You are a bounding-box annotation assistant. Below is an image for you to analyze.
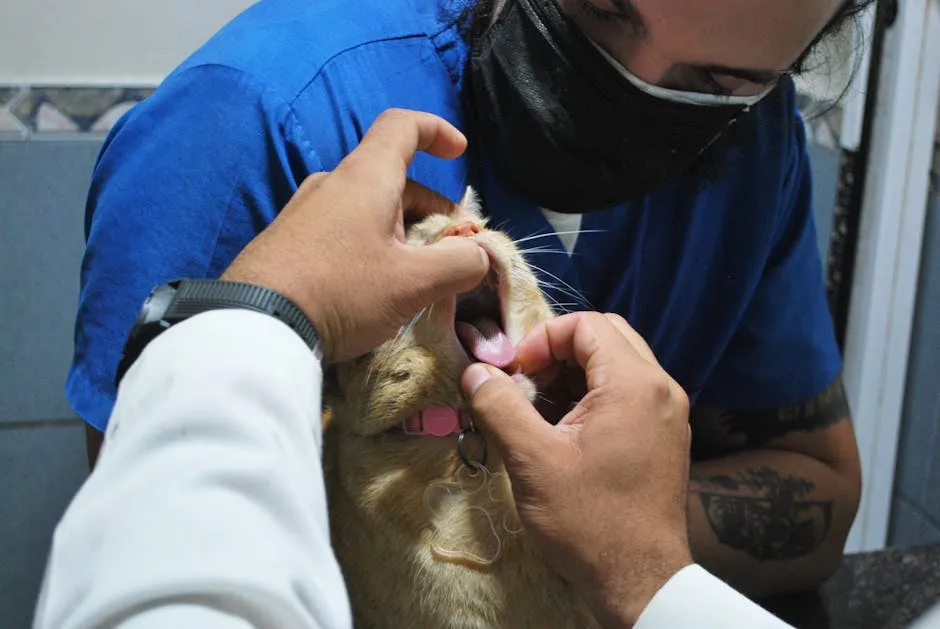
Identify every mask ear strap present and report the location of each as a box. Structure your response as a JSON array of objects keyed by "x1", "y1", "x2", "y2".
[
  {"x1": 695, "y1": 103, "x2": 755, "y2": 157},
  {"x1": 589, "y1": 40, "x2": 772, "y2": 108}
]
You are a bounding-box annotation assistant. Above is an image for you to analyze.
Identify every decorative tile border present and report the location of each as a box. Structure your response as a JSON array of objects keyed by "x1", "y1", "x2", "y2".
[{"x1": 0, "y1": 86, "x2": 155, "y2": 140}]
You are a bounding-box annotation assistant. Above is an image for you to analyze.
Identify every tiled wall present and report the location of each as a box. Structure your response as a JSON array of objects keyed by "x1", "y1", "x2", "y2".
[
  {"x1": 0, "y1": 86, "x2": 154, "y2": 139},
  {"x1": 0, "y1": 86, "x2": 148, "y2": 627}
]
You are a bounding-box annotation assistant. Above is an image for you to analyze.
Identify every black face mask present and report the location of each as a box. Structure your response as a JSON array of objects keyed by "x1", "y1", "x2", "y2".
[{"x1": 464, "y1": 0, "x2": 753, "y2": 213}]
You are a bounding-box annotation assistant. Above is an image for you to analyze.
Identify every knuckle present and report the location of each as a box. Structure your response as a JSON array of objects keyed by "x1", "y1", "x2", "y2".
[
  {"x1": 603, "y1": 312, "x2": 629, "y2": 328},
  {"x1": 637, "y1": 369, "x2": 677, "y2": 406},
  {"x1": 672, "y1": 383, "x2": 691, "y2": 420},
  {"x1": 376, "y1": 108, "x2": 401, "y2": 123},
  {"x1": 651, "y1": 374, "x2": 675, "y2": 404}
]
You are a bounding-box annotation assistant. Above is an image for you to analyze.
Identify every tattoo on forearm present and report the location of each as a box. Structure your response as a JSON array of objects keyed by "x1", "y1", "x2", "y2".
[
  {"x1": 691, "y1": 468, "x2": 833, "y2": 561},
  {"x1": 717, "y1": 377, "x2": 850, "y2": 446}
]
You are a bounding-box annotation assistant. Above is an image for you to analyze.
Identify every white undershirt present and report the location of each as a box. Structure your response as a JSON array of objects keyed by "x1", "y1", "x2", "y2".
[{"x1": 540, "y1": 208, "x2": 583, "y2": 254}]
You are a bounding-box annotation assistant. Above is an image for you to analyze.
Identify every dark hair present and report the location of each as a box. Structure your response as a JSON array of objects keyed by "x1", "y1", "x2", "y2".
[
  {"x1": 791, "y1": 0, "x2": 877, "y2": 75},
  {"x1": 459, "y1": 0, "x2": 877, "y2": 85}
]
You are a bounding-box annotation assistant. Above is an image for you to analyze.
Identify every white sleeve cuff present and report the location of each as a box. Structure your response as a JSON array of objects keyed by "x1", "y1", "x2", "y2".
[{"x1": 634, "y1": 565, "x2": 795, "y2": 629}]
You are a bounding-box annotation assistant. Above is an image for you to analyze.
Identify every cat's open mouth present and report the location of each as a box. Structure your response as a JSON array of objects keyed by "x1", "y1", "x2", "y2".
[{"x1": 452, "y1": 244, "x2": 516, "y2": 369}]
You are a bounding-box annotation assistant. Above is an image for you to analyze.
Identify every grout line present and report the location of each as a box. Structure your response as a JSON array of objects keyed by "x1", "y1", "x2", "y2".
[
  {"x1": 0, "y1": 418, "x2": 84, "y2": 431},
  {"x1": 0, "y1": 85, "x2": 30, "y2": 139}
]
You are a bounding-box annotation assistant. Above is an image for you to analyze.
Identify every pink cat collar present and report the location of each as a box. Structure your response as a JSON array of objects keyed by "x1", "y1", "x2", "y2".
[{"x1": 401, "y1": 407, "x2": 469, "y2": 437}]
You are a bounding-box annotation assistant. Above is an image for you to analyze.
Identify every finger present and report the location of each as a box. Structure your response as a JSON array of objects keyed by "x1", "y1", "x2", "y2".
[
  {"x1": 398, "y1": 236, "x2": 490, "y2": 305},
  {"x1": 602, "y1": 313, "x2": 660, "y2": 366},
  {"x1": 401, "y1": 179, "x2": 462, "y2": 221},
  {"x1": 337, "y1": 109, "x2": 466, "y2": 188},
  {"x1": 515, "y1": 312, "x2": 646, "y2": 389},
  {"x1": 462, "y1": 364, "x2": 560, "y2": 466}
]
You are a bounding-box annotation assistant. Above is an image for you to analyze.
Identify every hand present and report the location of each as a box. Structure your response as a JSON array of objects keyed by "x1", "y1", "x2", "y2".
[
  {"x1": 221, "y1": 108, "x2": 490, "y2": 363},
  {"x1": 461, "y1": 312, "x2": 693, "y2": 629}
]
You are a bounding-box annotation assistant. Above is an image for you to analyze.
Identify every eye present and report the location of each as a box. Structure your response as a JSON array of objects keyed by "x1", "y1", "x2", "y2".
[
  {"x1": 574, "y1": 0, "x2": 622, "y2": 22},
  {"x1": 664, "y1": 67, "x2": 741, "y2": 97},
  {"x1": 699, "y1": 71, "x2": 735, "y2": 97}
]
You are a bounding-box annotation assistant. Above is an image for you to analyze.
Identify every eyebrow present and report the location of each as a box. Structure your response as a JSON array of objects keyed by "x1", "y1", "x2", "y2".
[
  {"x1": 612, "y1": 0, "x2": 785, "y2": 86},
  {"x1": 609, "y1": 0, "x2": 649, "y2": 36}
]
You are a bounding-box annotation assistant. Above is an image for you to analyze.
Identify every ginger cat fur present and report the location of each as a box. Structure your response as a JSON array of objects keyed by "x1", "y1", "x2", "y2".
[{"x1": 322, "y1": 188, "x2": 600, "y2": 628}]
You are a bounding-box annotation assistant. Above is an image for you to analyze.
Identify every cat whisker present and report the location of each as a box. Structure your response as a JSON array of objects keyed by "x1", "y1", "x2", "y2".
[
  {"x1": 539, "y1": 290, "x2": 578, "y2": 314},
  {"x1": 512, "y1": 229, "x2": 606, "y2": 247},
  {"x1": 516, "y1": 247, "x2": 572, "y2": 257},
  {"x1": 530, "y1": 269, "x2": 592, "y2": 309},
  {"x1": 492, "y1": 219, "x2": 511, "y2": 233},
  {"x1": 547, "y1": 302, "x2": 580, "y2": 315}
]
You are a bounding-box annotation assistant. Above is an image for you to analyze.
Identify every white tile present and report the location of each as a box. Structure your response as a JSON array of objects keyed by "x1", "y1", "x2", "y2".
[
  {"x1": 35, "y1": 102, "x2": 79, "y2": 132},
  {"x1": 91, "y1": 101, "x2": 136, "y2": 132}
]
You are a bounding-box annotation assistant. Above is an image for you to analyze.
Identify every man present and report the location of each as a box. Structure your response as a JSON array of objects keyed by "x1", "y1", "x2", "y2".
[
  {"x1": 36, "y1": 111, "x2": 795, "y2": 628},
  {"x1": 67, "y1": 0, "x2": 866, "y2": 596}
]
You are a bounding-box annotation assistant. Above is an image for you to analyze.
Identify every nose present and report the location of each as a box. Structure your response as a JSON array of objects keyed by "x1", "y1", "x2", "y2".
[{"x1": 443, "y1": 220, "x2": 480, "y2": 238}]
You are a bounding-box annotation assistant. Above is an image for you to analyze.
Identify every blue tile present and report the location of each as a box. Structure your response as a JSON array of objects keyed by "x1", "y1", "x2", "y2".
[
  {"x1": 0, "y1": 140, "x2": 103, "y2": 422},
  {"x1": 888, "y1": 493, "x2": 940, "y2": 549},
  {"x1": 0, "y1": 423, "x2": 89, "y2": 628}
]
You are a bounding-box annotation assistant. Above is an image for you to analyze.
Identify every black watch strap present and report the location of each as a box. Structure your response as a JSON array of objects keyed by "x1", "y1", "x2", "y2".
[{"x1": 115, "y1": 279, "x2": 322, "y2": 387}]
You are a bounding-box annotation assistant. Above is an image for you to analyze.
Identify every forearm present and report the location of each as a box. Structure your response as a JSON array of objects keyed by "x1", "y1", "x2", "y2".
[
  {"x1": 687, "y1": 448, "x2": 858, "y2": 599},
  {"x1": 35, "y1": 310, "x2": 352, "y2": 629}
]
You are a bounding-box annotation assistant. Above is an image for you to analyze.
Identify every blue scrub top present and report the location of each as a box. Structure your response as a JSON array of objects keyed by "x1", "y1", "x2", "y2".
[{"x1": 67, "y1": 0, "x2": 841, "y2": 431}]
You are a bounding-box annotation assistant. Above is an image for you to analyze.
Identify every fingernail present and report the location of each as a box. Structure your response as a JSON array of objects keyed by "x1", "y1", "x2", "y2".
[{"x1": 464, "y1": 363, "x2": 495, "y2": 395}]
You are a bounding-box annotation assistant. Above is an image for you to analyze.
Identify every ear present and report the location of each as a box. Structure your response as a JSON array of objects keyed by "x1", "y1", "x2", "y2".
[{"x1": 459, "y1": 186, "x2": 483, "y2": 219}]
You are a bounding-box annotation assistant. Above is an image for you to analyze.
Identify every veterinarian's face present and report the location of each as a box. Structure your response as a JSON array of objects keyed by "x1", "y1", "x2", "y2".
[
  {"x1": 562, "y1": 0, "x2": 843, "y2": 97},
  {"x1": 467, "y1": 0, "x2": 848, "y2": 213}
]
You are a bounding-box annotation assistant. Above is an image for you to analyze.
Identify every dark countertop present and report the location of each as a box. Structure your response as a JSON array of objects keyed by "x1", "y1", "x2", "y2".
[{"x1": 758, "y1": 543, "x2": 940, "y2": 629}]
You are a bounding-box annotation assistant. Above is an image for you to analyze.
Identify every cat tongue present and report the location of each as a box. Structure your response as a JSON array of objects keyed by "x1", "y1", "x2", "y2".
[{"x1": 456, "y1": 318, "x2": 515, "y2": 368}]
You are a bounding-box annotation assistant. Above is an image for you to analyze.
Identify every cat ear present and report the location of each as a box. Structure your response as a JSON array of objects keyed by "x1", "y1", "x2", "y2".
[{"x1": 458, "y1": 186, "x2": 483, "y2": 219}]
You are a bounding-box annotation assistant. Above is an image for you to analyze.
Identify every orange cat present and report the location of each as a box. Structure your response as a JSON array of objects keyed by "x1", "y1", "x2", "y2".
[{"x1": 322, "y1": 188, "x2": 600, "y2": 628}]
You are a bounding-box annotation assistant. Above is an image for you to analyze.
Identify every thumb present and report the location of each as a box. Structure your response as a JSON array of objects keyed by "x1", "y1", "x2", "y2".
[
  {"x1": 462, "y1": 364, "x2": 559, "y2": 470},
  {"x1": 403, "y1": 236, "x2": 490, "y2": 303}
]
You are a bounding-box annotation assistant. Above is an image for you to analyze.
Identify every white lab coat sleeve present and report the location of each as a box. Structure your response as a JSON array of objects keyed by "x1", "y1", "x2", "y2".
[
  {"x1": 32, "y1": 309, "x2": 352, "y2": 629},
  {"x1": 911, "y1": 603, "x2": 940, "y2": 629},
  {"x1": 634, "y1": 564, "x2": 794, "y2": 629}
]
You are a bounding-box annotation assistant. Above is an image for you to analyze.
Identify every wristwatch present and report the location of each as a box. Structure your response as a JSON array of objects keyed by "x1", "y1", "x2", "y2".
[{"x1": 114, "y1": 278, "x2": 322, "y2": 387}]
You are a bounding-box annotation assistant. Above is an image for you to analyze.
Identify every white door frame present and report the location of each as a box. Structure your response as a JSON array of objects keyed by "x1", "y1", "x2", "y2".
[{"x1": 840, "y1": 0, "x2": 940, "y2": 553}]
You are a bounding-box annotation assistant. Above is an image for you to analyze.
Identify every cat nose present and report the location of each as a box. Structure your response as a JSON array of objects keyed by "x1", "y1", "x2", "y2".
[{"x1": 443, "y1": 220, "x2": 480, "y2": 238}]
